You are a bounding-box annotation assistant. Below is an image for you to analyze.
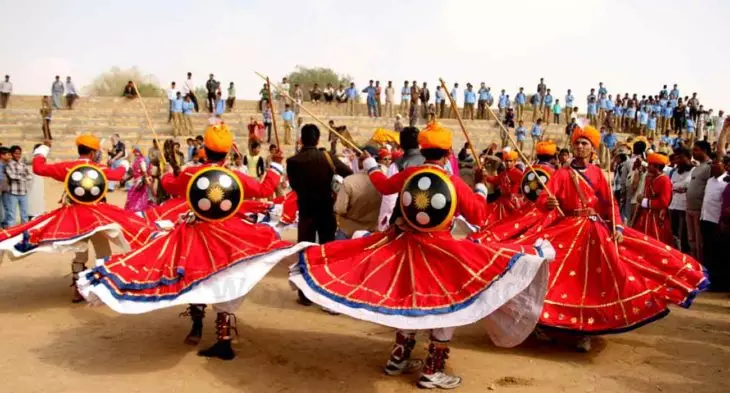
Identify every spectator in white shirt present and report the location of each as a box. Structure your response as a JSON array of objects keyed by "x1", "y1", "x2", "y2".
[
  {"x1": 166, "y1": 81, "x2": 178, "y2": 123},
  {"x1": 0, "y1": 75, "x2": 13, "y2": 109},
  {"x1": 182, "y1": 72, "x2": 199, "y2": 112},
  {"x1": 700, "y1": 156, "x2": 729, "y2": 291},
  {"x1": 668, "y1": 148, "x2": 694, "y2": 252},
  {"x1": 384, "y1": 81, "x2": 395, "y2": 118},
  {"x1": 65, "y1": 76, "x2": 78, "y2": 109},
  {"x1": 711, "y1": 110, "x2": 725, "y2": 142}
]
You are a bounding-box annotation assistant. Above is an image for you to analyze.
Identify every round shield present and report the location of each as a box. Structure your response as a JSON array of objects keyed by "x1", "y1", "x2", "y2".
[
  {"x1": 520, "y1": 167, "x2": 552, "y2": 202},
  {"x1": 186, "y1": 167, "x2": 244, "y2": 222},
  {"x1": 64, "y1": 164, "x2": 108, "y2": 205},
  {"x1": 399, "y1": 167, "x2": 457, "y2": 232}
]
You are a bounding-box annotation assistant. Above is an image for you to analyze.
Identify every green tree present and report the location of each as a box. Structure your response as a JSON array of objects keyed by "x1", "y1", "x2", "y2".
[
  {"x1": 83, "y1": 66, "x2": 163, "y2": 97},
  {"x1": 285, "y1": 65, "x2": 352, "y2": 101}
]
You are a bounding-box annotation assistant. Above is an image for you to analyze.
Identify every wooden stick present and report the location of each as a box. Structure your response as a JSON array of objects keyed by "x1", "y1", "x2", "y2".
[
  {"x1": 131, "y1": 82, "x2": 167, "y2": 168},
  {"x1": 439, "y1": 79, "x2": 482, "y2": 171},
  {"x1": 606, "y1": 150, "x2": 620, "y2": 252},
  {"x1": 483, "y1": 96, "x2": 564, "y2": 216},
  {"x1": 263, "y1": 76, "x2": 281, "y2": 148},
  {"x1": 255, "y1": 71, "x2": 362, "y2": 154}
]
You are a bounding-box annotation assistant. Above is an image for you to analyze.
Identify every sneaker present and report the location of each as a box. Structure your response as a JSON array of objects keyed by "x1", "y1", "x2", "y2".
[
  {"x1": 575, "y1": 336, "x2": 592, "y2": 353},
  {"x1": 384, "y1": 358, "x2": 424, "y2": 376},
  {"x1": 417, "y1": 372, "x2": 462, "y2": 389}
]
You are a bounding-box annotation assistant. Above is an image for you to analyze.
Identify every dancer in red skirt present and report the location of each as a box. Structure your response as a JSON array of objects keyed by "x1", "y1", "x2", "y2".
[
  {"x1": 78, "y1": 124, "x2": 309, "y2": 360},
  {"x1": 289, "y1": 123, "x2": 555, "y2": 389},
  {"x1": 0, "y1": 135, "x2": 157, "y2": 302},
  {"x1": 632, "y1": 152, "x2": 674, "y2": 245},
  {"x1": 495, "y1": 126, "x2": 708, "y2": 352},
  {"x1": 481, "y1": 149, "x2": 525, "y2": 224}
]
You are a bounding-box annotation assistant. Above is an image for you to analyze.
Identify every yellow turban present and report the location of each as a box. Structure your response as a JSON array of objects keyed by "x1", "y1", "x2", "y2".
[
  {"x1": 75, "y1": 134, "x2": 100, "y2": 151},
  {"x1": 647, "y1": 152, "x2": 669, "y2": 166},
  {"x1": 571, "y1": 126, "x2": 601, "y2": 149},
  {"x1": 502, "y1": 149, "x2": 518, "y2": 161},
  {"x1": 535, "y1": 141, "x2": 557, "y2": 156},
  {"x1": 203, "y1": 123, "x2": 234, "y2": 153},
  {"x1": 418, "y1": 122, "x2": 453, "y2": 150}
]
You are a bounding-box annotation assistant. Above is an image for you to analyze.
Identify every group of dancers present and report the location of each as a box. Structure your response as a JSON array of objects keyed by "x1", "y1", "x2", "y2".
[{"x1": 0, "y1": 120, "x2": 707, "y2": 390}]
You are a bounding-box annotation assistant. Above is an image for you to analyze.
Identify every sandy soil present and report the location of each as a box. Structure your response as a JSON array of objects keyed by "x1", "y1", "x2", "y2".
[{"x1": 1, "y1": 180, "x2": 728, "y2": 393}]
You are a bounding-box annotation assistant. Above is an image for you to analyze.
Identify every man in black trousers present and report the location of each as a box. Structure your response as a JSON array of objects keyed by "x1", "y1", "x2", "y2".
[{"x1": 286, "y1": 124, "x2": 353, "y2": 305}]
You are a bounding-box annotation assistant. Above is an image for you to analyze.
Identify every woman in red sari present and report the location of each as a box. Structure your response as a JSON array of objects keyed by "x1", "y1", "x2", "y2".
[
  {"x1": 632, "y1": 153, "x2": 673, "y2": 245},
  {"x1": 512, "y1": 126, "x2": 707, "y2": 352}
]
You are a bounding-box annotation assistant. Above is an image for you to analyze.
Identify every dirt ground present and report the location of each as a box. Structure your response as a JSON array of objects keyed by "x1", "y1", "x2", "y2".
[{"x1": 1, "y1": 180, "x2": 728, "y2": 393}]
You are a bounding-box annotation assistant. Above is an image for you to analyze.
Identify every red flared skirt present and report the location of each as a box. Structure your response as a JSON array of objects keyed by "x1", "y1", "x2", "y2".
[
  {"x1": 518, "y1": 216, "x2": 707, "y2": 334},
  {"x1": 633, "y1": 208, "x2": 674, "y2": 245}
]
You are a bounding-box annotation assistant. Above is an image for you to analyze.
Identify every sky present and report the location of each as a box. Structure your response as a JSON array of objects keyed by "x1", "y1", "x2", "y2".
[{"x1": 1, "y1": 0, "x2": 729, "y2": 109}]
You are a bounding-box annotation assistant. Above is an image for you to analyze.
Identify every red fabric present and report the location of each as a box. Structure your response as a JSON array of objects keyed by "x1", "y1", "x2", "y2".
[
  {"x1": 279, "y1": 192, "x2": 298, "y2": 225},
  {"x1": 482, "y1": 167, "x2": 526, "y2": 226},
  {"x1": 89, "y1": 219, "x2": 293, "y2": 299},
  {"x1": 33, "y1": 156, "x2": 126, "y2": 182},
  {"x1": 632, "y1": 174, "x2": 674, "y2": 245},
  {"x1": 0, "y1": 211, "x2": 55, "y2": 241},
  {"x1": 161, "y1": 163, "x2": 281, "y2": 200},
  {"x1": 16, "y1": 204, "x2": 155, "y2": 249},
  {"x1": 139, "y1": 198, "x2": 189, "y2": 225},
  {"x1": 510, "y1": 165, "x2": 706, "y2": 334},
  {"x1": 369, "y1": 165, "x2": 488, "y2": 225}
]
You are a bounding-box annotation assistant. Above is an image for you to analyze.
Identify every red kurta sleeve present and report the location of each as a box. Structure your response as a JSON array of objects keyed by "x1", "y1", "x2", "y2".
[
  {"x1": 649, "y1": 175, "x2": 672, "y2": 210},
  {"x1": 32, "y1": 155, "x2": 70, "y2": 182},
  {"x1": 161, "y1": 169, "x2": 193, "y2": 198},
  {"x1": 506, "y1": 168, "x2": 524, "y2": 194},
  {"x1": 368, "y1": 168, "x2": 412, "y2": 196},
  {"x1": 235, "y1": 168, "x2": 281, "y2": 199},
  {"x1": 453, "y1": 175, "x2": 488, "y2": 225},
  {"x1": 102, "y1": 165, "x2": 126, "y2": 181}
]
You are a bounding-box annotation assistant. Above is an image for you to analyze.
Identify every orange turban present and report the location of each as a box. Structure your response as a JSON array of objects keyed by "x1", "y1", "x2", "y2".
[
  {"x1": 502, "y1": 149, "x2": 518, "y2": 161},
  {"x1": 203, "y1": 123, "x2": 234, "y2": 153},
  {"x1": 535, "y1": 141, "x2": 557, "y2": 156},
  {"x1": 418, "y1": 122, "x2": 452, "y2": 150},
  {"x1": 571, "y1": 125, "x2": 601, "y2": 149},
  {"x1": 647, "y1": 152, "x2": 669, "y2": 166},
  {"x1": 75, "y1": 134, "x2": 100, "y2": 151}
]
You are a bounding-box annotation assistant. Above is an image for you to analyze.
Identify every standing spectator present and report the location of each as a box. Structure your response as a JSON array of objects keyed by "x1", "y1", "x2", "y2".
[
  {"x1": 257, "y1": 83, "x2": 269, "y2": 111},
  {"x1": 637, "y1": 106, "x2": 649, "y2": 135},
  {"x1": 669, "y1": 148, "x2": 694, "y2": 252},
  {"x1": 375, "y1": 81, "x2": 382, "y2": 117},
  {"x1": 552, "y1": 99, "x2": 561, "y2": 125},
  {"x1": 600, "y1": 127, "x2": 617, "y2": 169},
  {"x1": 122, "y1": 80, "x2": 136, "y2": 99},
  {"x1": 3, "y1": 146, "x2": 31, "y2": 226},
  {"x1": 647, "y1": 112, "x2": 658, "y2": 138},
  {"x1": 565, "y1": 117, "x2": 577, "y2": 148},
  {"x1": 0, "y1": 147, "x2": 9, "y2": 225},
  {"x1": 345, "y1": 82, "x2": 357, "y2": 116},
  {"x1": 27, "y1": 144, "x2": 44, "y2": 220},
  {"x1": 497, "y1": 89, "x2": 508, "y2": 119},
  {"x1": 399, "y1": 81, "x2": 410, "y2": 114},
  {"x1": 673, "y1": 99, "x2": 687, "y2": 134},
  {"x1": 435, "y1": 86, "x2": 446, "y2": 119},
  {"x1": 262, "y1": 104, "x2": 273, "y2": 143},
  {"x1": 281, "y1": 104, "x2": 295, "y2": 145},
  {"x1": 40, "y1": 96, "x2": 52, "y2": 140},
  {"x1": 515, "y1": 87, "x2": 526, "y2": 121},
  {"x1": 686, "y1": 117, "x2": 697, "y2": 146},
  {"x1": 701, "y1": 156, "x2": 729, "y2": 290},
  {"x1": 543, "y1": 89, "x2": 554, "y2": 124},
  {"x1": 205, "y1": 74, "x2": 220, "y2": 113},
  {"x1": 530, "y1": 92, "x2": 540, "y2": 121},
  {"x1": 107, "y1": 134, "x2": 127, "y2": 192},
  {"x1": 214, "y1": 91, "x2": 225, "y2": 116},
  {"x1": 670, "y1": 84, "x2": 680, "y2": 100},
  {"x1": 477, "y1": 83, "x2": 489, "y2": 120},
  {"x1": 515, "y1": 120, "x2": 527, "y2": 151},
  {"x1": 450, "y1": 83, "x2": 459, "y2": 118},
  {"x1": 182, "y1": 94, "x2": 194, "y2": 135},
  {"x1": 51, "y1": 75, "x2": 64, "y2": 109},
  {"x1": 171, "y1": 92, "x2": 184, "y2": 136},
  {"x1": 244, "y1": 141, "x2": 266, "y2": 179},
  {"x1": 362, "y1": 80, "x2": 378, "y2": 118},
  {"x1": 688, "y1": 93, "x2": 700, "y2": 123},
  {"x1": 0, "y1": 75, "x2": 12, "y2": 109},
  {"x1": 531, "y1": 118, "x2": 544, "y2": 146},
  {"x1": 166, "y1": 81, "x2": 178, "y2": 123},
  {"x1": 226, "y1": 82, "x2": 236, "y2": 112},
  {"x1": 686, "y1": 141, "x2": 712, "y2": 261},
  {"x1": 182, "y1": 72, "x2": 199, "y2": 112},
  {"x1": 463, "y1": 83, "x2": 476, "y2": 120},
  {"x1": 384, "y1": 81, "x2": 395, "y2": 118},
  {"x1": 409, "y1": 80, "x2": 420, "y2": 124},
  {"x1": 185, "y1": 138, "x2": 196, "y2": 163},
  {"x1": 419, "y1": 82, "x2": 430, "y2": 120},
  {"x1": 536, "y1": 77, "x2": 547, "y2": 110},
  {"x1": 286, "y1": 124, "x2": 353, "y2": 305},
  {"x1": 293, "y1": 84, "x2": 304, "y2": 115},
  {"x1": 563, "y1": 89, "x2": 574, "y2": 125},
  {"x1": 276, "y1": 77, "x2": 290, "y2": 113},
  {"x1": 247, "y1": 116, "x2": 264, "y2": 148},
  {"x1": 65, "y1": 76, "x2": 78, "y2": 109},
  {"x1": 586, "y1": 88, "x2": 597, "y2": 125},
  {"x1": 712, "y1": 110, "x2": 726, "y2": 142}
]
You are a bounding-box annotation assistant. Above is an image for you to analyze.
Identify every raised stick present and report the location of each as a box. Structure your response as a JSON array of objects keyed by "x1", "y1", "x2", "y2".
[
  {"x1": 262, "y1": 76, "x2": 281, "y2": 148},
  {"x1": 439, "y1": 79, "x2": 482, "y2": 171},
  {"x1": 131, "y1": 82, "x2": 167, "y2": 168},
  {"x1": 255, "y1": 71, "x2": 362, "y2": 154},
  {"x1": 483, "y1": 96, "x2": 564, "y2": 216}
]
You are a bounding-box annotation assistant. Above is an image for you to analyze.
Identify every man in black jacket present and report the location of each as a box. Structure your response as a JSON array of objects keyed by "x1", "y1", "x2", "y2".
[
  {"x1": 205, "y1": 74, "x2": 220, "y2": 113},
  {"x1": 287, "y1": 124, "x2": 353, "y2": 305}
]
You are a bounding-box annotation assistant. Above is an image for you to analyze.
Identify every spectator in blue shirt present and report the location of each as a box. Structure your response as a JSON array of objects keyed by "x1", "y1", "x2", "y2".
[
  {"x1": 647, "y1": 112, "x2": 658, "y2": 138},
  {"x1": 552, "y1": 99, "x2": 562, "y2": 125},
  {"x1": 477, "y1": 82, "x2": 491, "y2": 120},
  {"x1": 463, "y1": 83, "x2": 476, "y2": 120},
  {"x1": 564, "y1": 89, "x2": 574, "y2": 124},
  {"x1": 515, "y1": 120, "x2": 526, "y2": 151},
  {"x1": 599, "y1": 127, "x2": 617, "y2": 169},
  {"x1": 669, "y1": 84, "x2": 679, "y2": 99},
  {"x1": 531, "y1": 92, "x2": 540, "y2": 121},
  {"x1": 531, "y1": 119, "x2": 543, "y2": 147},
  {"x1": 515, "y1": 87, "x2": 526, "y2": 121},
  {"x1": 598, "y1": 82, "x2": 607, "y2": 96},
  {"x1": 182, "y1": 94, "x2": 194, "y2": 135},
  {"x1": 215, "y1": 91, "x2": 225, "y2": 116},
  {"x1": 345, "y1": 82, "x2": 357, "y2": 116},
  {"x1": 498, "y1": 89, "x2": 508, "y2": 115},
  {"x1": 660, "y1": 85, "x2": 669, "y2": 98},
  {"x1": 362, "y1": 80, "x2": 378, "y2": 118},
  {"x1": 281, "y1": 104, "x2": 295, "y2": 144},
  {"x1": 586, "y1": 88, "x2": 597, "y2": 125},
  {"x1": 543, "y1": 89, "x2": 554, "y2": 124},
  {"x1": 171, "y1": 92, "x2": 185, "y2": 136}
]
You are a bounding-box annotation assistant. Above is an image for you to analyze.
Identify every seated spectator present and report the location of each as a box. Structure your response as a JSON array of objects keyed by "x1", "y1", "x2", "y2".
[{"x1": 123, "y1": 81, "x2": 136, "y2": 99}]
